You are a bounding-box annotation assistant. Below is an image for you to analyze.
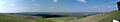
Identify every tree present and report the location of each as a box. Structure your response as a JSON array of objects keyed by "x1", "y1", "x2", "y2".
[{"x1": 117, "y1": 1, "x2": 120, "y2": 11}]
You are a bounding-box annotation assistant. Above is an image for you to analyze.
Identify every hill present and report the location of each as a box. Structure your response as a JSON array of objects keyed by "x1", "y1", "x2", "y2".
[
  {"x1": 46, "y1": 10, "x2": 120, "y2": 22},
  {"x1": 0, "y1": 14, "x2": 48, "y2": 22},
  {"x1": 77, "y1": 10, "x2": 120, "y2": 22},
  {"x1": 0, "y1": 11, "x2": 113, "y2": 22}
]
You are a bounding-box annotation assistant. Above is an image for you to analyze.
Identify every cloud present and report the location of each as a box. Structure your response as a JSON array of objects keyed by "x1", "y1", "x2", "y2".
[
  {"x1": 77, "y1": 0, "x2": 87, "y2": 3},
  {"x1": 0, "y1": 1, "x2": 6, "y2": 5},
  {"x1": 0, "y1": 7, "x2": 41, "y2": 13},
  {"x1": 53, "y1": 0, "x2": 58, "y2": 3}
]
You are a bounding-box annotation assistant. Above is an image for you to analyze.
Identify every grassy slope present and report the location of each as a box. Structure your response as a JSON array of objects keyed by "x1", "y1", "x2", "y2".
[
  {"x1": 0, "y1": 14, "x2": 85, "y2": 22},
  {"x1": 77, "y1": 10, "x2": 120, "y2": 22},
  {"x1": 46, "y1": 17, "x2": 75, "y2": 22},
  {"x1": 0, "y1": 14, "x2": 48, "y2": 22}
]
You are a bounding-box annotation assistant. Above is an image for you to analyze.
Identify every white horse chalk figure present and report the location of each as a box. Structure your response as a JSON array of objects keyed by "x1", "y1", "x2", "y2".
[{"x1": 113, "y1": 20, "x2": 119, "y2": 22}]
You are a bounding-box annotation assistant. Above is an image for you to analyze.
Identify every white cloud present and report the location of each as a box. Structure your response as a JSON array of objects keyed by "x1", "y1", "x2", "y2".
[
  {"x1": 53, "y1": 0, "x2": 58, "y2": 3},
  {"x1": 0, "y1": 7, "x2": 41, "y2": 13},
  {"x1": 77, "y1": 0, "x2": 87, "y2": 3},
  {"x1": 0, "y1": 1, "x2": 6, "y2": 5}
]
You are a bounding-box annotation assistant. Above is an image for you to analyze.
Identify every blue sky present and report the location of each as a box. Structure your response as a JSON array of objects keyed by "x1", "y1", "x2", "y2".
[{"x1": 0, "y1": 0, "x2": 119, "y2": 13}]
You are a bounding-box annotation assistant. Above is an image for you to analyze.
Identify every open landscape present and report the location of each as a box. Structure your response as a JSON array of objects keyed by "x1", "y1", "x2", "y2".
[
  {"x1": 0, "y1": 10, "x2": 120, "y2": 22},
  {"x1": 0, "y1": 0, "x2": 119, "y2": 22}
]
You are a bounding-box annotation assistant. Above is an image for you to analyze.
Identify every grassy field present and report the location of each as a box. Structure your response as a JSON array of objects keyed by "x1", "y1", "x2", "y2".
[
  {"x1": 46, "y1": 10, "x2": 120, "y2": 22},
  {"x1": 0, "y1": 14, "x2": 48, "y2": 22},
  {"x1": 0, "y1": 10, "x2": 120, "y2": 22},
  {"x1": 46, "y1": 17, "x2": 75, "y2": 22},
  {"x1": 77, "y1": 10, "x2": 120, "y2": 22},
  {"x1": 0, "y1": 14, "x2": 86, "y2": 22}
]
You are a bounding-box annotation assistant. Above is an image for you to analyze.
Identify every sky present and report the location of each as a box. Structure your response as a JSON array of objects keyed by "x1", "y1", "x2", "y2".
[{"x1": 0, "y1": 0, "x2": 119, "y2": 13}]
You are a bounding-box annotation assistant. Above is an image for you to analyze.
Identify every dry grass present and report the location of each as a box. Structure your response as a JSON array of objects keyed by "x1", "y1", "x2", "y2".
[{"x1": 77, "y1": 11, "x2": 119, "y2": 22}]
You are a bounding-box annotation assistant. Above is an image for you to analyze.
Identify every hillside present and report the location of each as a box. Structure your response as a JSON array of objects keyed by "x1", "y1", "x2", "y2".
[
  {"x1": 0, "y1": 11, "x2": 119, "y2": 22},
  {"x1": 0, "y1": 14, "x2": 48, "y2": 22},
  {"x1": 77, "y1": 10, "x2": 120, "y2": 22},
  {"x1": 0, "y1": 13, "x2": 86, "y2": 22}
]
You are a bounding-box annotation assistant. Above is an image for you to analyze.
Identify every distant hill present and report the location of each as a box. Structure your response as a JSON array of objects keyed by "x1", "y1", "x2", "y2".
[
  {"x1": 5, "y1": 12, "x2": 103, "y2": 18},
  {"x1": 7, "y1": 12, "x2": 103, "y2": 16}
]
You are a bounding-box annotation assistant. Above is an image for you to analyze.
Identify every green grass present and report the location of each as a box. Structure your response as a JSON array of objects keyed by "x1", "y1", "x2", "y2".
[
  {"x1": 0, "y1": 13, "x2": 86, "y2": 22},
  {"x1": 76, "y1": 10, "x2": 120, "y2": 22},
  {"x1": 2, "y1": 10, "x2": 119, "y2": 22},
  {"x1": 0, "y1": 14, "x2": 48, "y2": 22},
  {"x1": 46, "y1": 17, "x2": 75, "y2": 22},
  {"x1": 96, "y1": 10, "x2": 120, "y2": 22}
]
